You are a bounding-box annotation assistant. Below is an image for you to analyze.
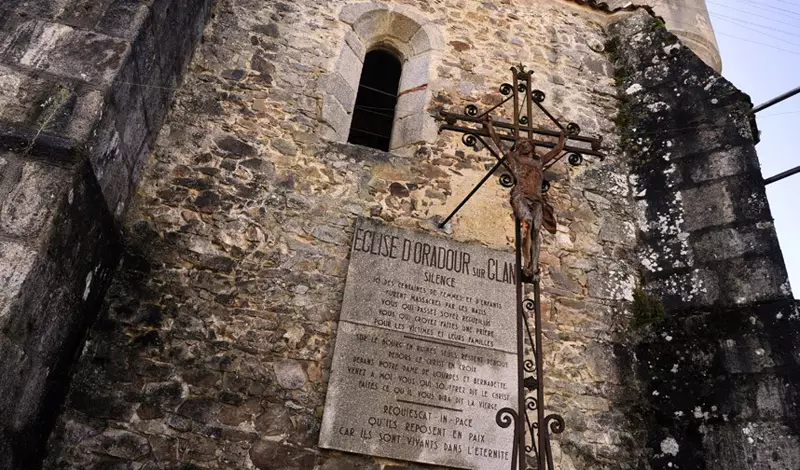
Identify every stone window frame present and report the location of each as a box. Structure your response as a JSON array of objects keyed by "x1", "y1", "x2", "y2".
[{"x1": 321, "y1": 2, "x2": 444, "y2": 154}]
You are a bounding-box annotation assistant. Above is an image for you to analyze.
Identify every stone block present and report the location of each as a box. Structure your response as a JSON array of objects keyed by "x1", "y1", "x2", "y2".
[
  {"x1": 409, "y1": 23, "x2": 445, "y2": 56},
  {"x1": 95, "y1": 0, "x2": 151, "y2": 39},
  {"x1": 686, "y1": 148, "x2": 754, "y2": 184},
  {"x1": 334, "y1": 41, "x2": 363, "y2": 91},
  {"x1": 339, "y1": 2, "x2": 389, "y2": 26},
  {"x1": 717, "y1": 256, "x2": 791, "y2": 305},
  {"x1": 395, "y1": 88, "x2": 428, "y2": 120},
  {"x1": 0, "y1": 240, "x2": 37, "y2": 322},
  {"x1": 385, "y1": 7, "x2": 424, "y2": 43},
  {"x1": 250, "y1": 440, "x2": 317, "y2": 469},
  {"x1": 681, "y1": 180, "x2": 736, "y2": 232},
  {"x1": 599, "y1": 216, "x2": 636, "y2": 247},
  {"x1": 0, "y1": 160, "x2": 70, "y2": 239},
  {"x1": 54, "y1": 0, "x2": 114, "y2": 30},
  {"x1": 390, "y1": 112, "x2": 436, "y2": 150},
  {"x1": 0, "y1": 20, "x2": 129, "y2": 84},
  {"x1": 693, "y1": 226, "x2": 776, "y2": 263},
  {"x1": 0, "y1": 65, "x2": 103, "y2": 143},
  {"x1": 321, "y1": 95, "x2": 351, "y2": 141},
  {"x1": 322, "y1": 72, "x2": 357, "y2": 110},
  {"x1": 344, "y1": 30, "x2": 365, "y2": 60},
  {"x1": 646, "y1": 268, "x2": 720, "y2": 310},
  {"x1": 399, "y1": 51, "x2": 433, "y2": 92},
  {"x1": 702, "y1": 422, "x2": 800, "y2": 470}
]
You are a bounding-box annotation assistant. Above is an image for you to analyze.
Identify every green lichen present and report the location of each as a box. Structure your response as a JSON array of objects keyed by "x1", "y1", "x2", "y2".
[{"x1": 631, "y1": 286, "x2": 665, "y2": 329}]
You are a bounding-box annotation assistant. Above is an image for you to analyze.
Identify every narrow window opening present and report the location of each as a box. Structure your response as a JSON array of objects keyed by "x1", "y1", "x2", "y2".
[{"x1": 347, "y1": 49, "x2": 402, "y2": 151}]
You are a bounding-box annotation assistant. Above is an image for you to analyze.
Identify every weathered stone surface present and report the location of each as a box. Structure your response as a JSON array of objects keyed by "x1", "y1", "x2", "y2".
[
  {"x1": 611, "y1": 11, "x2": 798, "y2": 470},
  {"x1": 274, "y1": 359, "x2": 307, "y2": 390},
  {"x1": 0, "y1": 161, "x2": 70, "y2": 238},
  {"x1": 0, "y1": 240, "x2": 37, "y2": 321},
  {"x1": 1, "y1": 20, "x2": 128, "y2": 83},
  {"x1": 0, "y1": 163, "x2": 121, "y2": 470}
]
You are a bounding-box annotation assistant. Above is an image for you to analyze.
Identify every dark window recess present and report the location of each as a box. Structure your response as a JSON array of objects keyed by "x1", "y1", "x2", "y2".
[{"x1": 347, "y1": 49, "x2": 402, "y2": 151}]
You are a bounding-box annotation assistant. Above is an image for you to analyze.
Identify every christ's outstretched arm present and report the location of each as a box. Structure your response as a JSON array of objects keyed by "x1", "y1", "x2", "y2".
[{"x1": 541, "y1": 131, "x2": 568, "y2": 165}]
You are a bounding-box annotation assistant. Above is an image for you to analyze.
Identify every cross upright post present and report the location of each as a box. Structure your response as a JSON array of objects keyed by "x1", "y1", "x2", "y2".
[{"x1": 436, "y1": 65, "x2": 605, "y2": 470}]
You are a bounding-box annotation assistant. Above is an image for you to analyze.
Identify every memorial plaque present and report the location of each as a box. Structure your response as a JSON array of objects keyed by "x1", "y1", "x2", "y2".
[{"x1": 320, "y1": 218, "x2": 518, "y2": 470}]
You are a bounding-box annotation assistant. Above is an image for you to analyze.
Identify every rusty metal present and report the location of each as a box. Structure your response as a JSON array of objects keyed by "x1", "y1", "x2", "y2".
[
  {"x1": 436, "y1": 65, "x2": 604, "y2": 470},
  {"x1": 764, "y1": 164, "x2": 800, "y2": 185},
  {"x1": 751, "y1": 85, "x2": 800, "y2": 114}
]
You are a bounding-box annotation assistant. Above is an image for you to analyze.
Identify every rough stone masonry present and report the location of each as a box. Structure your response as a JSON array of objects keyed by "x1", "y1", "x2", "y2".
[
  {"x1": 0, "y1": 0, "x2": 212, "y2": 468},
  {"x1": 0, "y1": 0, "x2": 795, "y2": 469}
]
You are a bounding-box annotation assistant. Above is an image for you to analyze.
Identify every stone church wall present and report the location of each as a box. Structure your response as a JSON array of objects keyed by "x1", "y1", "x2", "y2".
[
  {"x1": 45, "y1": 1, "x2": 652, "y2": 469},
  {"x1": 0, "y1": 0, "x2": 212, "y2": 468},
  {"x1": 610, "y1": 12, "x2": 800, "y2": 470}
]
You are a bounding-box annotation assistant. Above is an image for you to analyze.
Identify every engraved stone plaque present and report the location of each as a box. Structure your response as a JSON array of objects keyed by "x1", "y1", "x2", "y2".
[{"x1": 319, "y1": 218, "x2": 518, "y2": 469}]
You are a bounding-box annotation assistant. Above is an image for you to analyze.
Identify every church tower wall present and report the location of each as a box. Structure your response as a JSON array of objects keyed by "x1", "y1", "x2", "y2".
[
  {"x1": 44, "y1": 1, "x2": 651, "y2": 469},
  {"x1": 0, "y1": 1, "x2": 793, "y2": 470},
  {"x1": 601, "y1": 0, "x2": 722, "y2": 71}
]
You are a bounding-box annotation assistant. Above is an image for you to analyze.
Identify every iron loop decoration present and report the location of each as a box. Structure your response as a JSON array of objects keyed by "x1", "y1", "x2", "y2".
[
  {"x1": 462, "y1": 133, "x2": 478, "y2": 149},
  {"x1": 518, "y1": 83, "x2": 528, "y2": 93},
  {"x1": 465, "y1": 104, "x2": 480, "y2": 116},
  {"x1": 523, "y1": 299, "x2": 535, "y2": 312},
  {"x1": 545, "y1": 414, "x2": 566, "y2": 434},
  {"x1": 526, "y1": 397, "x2": 539, "y2": 412},
  {"x1": 499, "y1": 173, "x2": 516, "y2": 188},
  {"x1": 520, "y1": 116, "x2": 529, "y2": 125},
  {"x1": 566, "y1": 122, "x2": 581, "y2": 135},
  {"x1": 523, "y1": 359, "x2": 536, "y2": 373},
  {"x1": 496, "y1": 408, "x2": 518, "y2": 429},
  {"x1": 568, "y1": 153, "x2": 583, "y2": 166},
  {"x1": 542, "y1": 180, "x2": 550, "y2": 194},
  {"x1": 500, "y1": 83, "x2": 514, "y2": 96},
  {"x1": 532, "y1": 90, "x2": 546, "y2": 103}
]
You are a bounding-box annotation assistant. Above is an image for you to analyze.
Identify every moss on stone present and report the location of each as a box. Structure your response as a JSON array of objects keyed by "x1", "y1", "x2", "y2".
[{"x1": 631, "y1": 286, "x2": 665, "y2": 329}]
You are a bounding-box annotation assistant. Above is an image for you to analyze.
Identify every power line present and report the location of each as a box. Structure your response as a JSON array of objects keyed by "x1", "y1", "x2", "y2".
[
  {"x1": 707, "y1": 1, "x2": 800, "y2": 30},
  {"x1": 728, "y1": 0, "x2": 800, "y2": 18},
  {"x1": 651, "y1": 1, "x2": 800, "y2": 55},
  {"x1": 713, "y1": 11, "x2": 800, "y2": 43},
  {"x1": 713, "y1": 16, "x2": 800, "y2": 49},
  {"x1": 716, "y1": 31, "x2": 800, "y2": 56}
]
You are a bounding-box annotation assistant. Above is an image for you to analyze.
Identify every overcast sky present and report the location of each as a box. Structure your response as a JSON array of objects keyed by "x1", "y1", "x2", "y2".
[{"x1": 706, "y1": 0, "x2": 800, "y2": 296}]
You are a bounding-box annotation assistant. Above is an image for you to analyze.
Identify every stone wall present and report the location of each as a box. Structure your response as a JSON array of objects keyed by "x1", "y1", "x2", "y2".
[
  {"x1": 45, "y1": 1, "x2": 653, "y2": 469},
  {"x1": 609, "y1": 11, "x2": 800, "y2": 470},
  {"x1": 0, "y1": 0, "x2": 212, "y2": 468}
]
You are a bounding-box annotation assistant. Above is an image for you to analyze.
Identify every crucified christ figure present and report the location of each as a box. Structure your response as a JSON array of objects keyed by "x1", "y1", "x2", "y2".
[{"x1": 484, "y1": 117, "x2": 568, "y2": 282}]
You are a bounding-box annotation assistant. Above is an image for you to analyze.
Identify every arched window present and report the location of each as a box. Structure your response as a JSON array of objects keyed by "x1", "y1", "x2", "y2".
[
  {"x1": 320, "y1": 3, "x2": 443, "y2": 154},
  {"x1": 348, "y1": 49, "x2": 402, "y2": 151}
]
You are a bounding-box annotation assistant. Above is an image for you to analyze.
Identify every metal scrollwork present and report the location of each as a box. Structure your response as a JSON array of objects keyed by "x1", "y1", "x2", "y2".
[
  {"x1": 465, "y1": 104, "x2": 479, "y2": 116},
  {"x1": 500, "y1": 83, "x2": 514, "y2": 96},
  {"x1": 532, "y1": 89, "x2": 546, "y2": 103},
  {"x1": 523, "y1": 359, "x2": 536, "y2": 373},
  {"x1": 568, "y1": 153, "x2": 583, "y2": 167},
  {"x1": 499, "y1": 173, "x2": 516, "y2": 188},
  {"x1": 542, "y1": 180, "x2": 550, "y2": 194},
  {"x1": 566, "y1": 122, "x2": 581, "y2": 135},
  {"x1": 462, "y1": 133, "x2": 478, "y2": 149},
  {"x1": 545, "y1": 414, "x2": 566, "y2": 434},
  {"x1": 496, "y1": 408, "x2": 518, "y2": 429}
]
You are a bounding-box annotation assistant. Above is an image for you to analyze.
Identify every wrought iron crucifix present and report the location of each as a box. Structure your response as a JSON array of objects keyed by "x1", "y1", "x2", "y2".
[{"x1": 435, "y1": 65, "x2": 605, "y2": 470}]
